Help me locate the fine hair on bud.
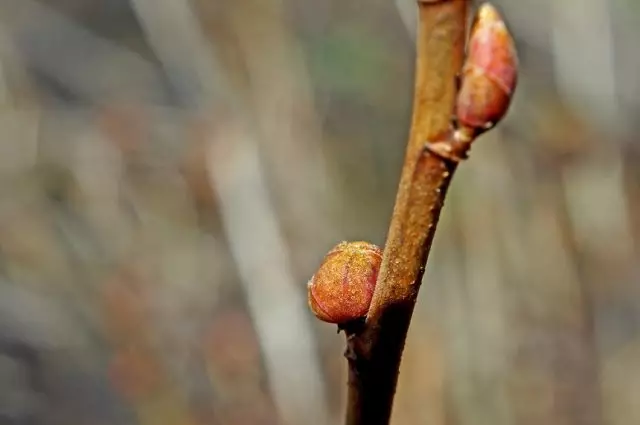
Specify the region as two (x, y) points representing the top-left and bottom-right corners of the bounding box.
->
(307, 241), (382, 325)
(455, 3), (518, 137)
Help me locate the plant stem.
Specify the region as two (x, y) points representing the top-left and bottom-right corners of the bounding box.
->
(345, 1), (468, 424)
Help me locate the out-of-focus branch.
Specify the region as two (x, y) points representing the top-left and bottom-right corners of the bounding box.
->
(224, 0), (337, 274)
(204, 119), (330, 425)
(130, 1), (330, 424)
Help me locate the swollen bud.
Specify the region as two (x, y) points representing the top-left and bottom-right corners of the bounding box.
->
(455, 3), (518, 139)
(307, 241), (382, 325)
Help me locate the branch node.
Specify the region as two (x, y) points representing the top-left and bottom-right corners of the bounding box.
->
(423, 139), (470, 163)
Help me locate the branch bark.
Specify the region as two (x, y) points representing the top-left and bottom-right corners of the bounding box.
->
(345, 1), (469, 424)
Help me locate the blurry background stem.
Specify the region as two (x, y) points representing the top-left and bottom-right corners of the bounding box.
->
(204, 116), (330, 425)
(130, 1), (330, 424)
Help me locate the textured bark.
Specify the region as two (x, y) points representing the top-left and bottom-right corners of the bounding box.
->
(345, 2), (469, 424)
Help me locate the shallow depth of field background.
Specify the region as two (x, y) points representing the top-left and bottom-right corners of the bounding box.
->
(0, 1), (638, 425)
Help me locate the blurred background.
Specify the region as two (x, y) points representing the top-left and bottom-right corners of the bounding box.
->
(0, 0), (638, 424)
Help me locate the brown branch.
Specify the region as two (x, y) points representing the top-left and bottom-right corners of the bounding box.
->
(345, 1), (469, 424)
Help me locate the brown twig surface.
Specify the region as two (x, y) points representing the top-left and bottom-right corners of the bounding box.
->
(345, 1), (469, 424)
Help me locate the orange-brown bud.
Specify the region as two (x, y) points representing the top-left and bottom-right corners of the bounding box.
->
(307, 241), (382, 324)
(455, 3), (518, 137)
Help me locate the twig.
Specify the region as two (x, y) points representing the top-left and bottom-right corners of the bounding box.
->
(345, 1), (469, 424)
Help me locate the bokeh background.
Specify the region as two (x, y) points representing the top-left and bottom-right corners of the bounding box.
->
(0, 0), (638, 424)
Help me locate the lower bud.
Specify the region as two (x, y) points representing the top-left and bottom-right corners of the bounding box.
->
(307, 241), (382, 325)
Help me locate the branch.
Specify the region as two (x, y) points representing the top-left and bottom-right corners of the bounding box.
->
(306, 2), (517, 423)
(344, 2), (469, 424)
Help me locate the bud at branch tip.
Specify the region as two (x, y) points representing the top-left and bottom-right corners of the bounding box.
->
(454, 2), (518, 142)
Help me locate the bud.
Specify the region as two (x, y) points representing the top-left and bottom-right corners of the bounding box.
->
(455, 3), (518, 137)
(307, 241), (382, 325)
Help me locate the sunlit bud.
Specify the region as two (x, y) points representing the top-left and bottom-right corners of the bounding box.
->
(455, 3), (518, 138)
(307, 241), (382, 324)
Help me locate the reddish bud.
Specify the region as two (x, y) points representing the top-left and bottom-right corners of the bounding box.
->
(307, 241), (382, 324)
(455, 3), (518, 136)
